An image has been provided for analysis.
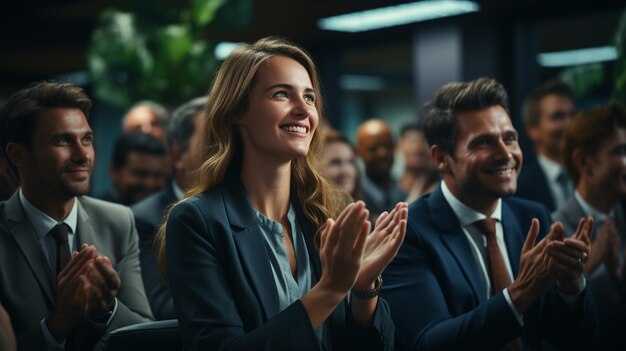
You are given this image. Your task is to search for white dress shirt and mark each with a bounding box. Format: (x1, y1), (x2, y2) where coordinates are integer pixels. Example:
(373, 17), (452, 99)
(537, 155), (572, 212)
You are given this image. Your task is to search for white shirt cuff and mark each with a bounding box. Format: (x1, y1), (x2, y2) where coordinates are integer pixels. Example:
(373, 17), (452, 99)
(503, 288), (524, 326)
(40, 318), (65, 350)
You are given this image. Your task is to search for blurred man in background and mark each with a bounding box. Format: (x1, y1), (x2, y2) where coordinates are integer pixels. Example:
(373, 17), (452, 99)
(356, 119), (406, 219)
(517, 80), (576, 213)
(122, 100), (168, 144)
(132, 96), (205, 320)
(100, 131), (167, 206)
(555, 101), (626, 349)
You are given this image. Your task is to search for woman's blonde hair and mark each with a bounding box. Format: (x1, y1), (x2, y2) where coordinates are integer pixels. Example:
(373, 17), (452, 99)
(157, 36), (346, 273)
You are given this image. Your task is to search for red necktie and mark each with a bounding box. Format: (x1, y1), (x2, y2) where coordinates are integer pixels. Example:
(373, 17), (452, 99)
(475, 218), (511, 294)
(474, 218), (522, 351)
(49, 223), (71, 276)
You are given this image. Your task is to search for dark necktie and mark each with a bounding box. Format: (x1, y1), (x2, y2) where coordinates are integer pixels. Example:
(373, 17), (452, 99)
(556, 171), (572, 202)
(49, 223), (71, 276)
(474, 218), (522, 351)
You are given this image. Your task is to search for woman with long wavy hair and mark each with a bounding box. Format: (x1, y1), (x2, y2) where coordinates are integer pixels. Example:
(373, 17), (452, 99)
(157, 36), (407, 351)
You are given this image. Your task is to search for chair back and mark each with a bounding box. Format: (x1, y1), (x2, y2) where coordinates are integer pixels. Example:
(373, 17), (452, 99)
(93, 319), (181, 351)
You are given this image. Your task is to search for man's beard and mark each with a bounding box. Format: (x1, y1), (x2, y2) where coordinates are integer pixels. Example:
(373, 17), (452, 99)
(60, 179), (90, 198)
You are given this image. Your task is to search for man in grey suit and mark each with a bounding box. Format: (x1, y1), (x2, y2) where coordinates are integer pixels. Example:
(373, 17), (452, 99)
(132, 96), (205, 320)
(555, 101), (626, 348)
(0, 82), (153, 350)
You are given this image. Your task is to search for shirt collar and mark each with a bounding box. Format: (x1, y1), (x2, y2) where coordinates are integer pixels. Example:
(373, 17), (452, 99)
(252, 201), (297, 235)
(537, 155), (566, 182)
(574, 190), (614, 222)
(441, 180), (502, 226)
(18, 188), (78, 240)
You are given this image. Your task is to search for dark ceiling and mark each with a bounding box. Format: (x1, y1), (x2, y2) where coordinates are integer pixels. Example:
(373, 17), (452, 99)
(1, 0), (624, 96)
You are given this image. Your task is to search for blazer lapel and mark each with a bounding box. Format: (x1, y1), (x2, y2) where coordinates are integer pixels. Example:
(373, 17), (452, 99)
(560, 196), (593, 237)
(222, 173), (281, 319)
(501, 202), (524, 278)
(430, 187), (486, 303)
(4, 192), (55, 306)
(75, 198), (97, 247)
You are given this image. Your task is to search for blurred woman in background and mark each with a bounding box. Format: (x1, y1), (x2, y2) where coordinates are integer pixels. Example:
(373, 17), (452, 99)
(318, 129), (365, 202)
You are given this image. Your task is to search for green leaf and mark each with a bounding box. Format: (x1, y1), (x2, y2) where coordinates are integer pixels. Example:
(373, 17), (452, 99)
(155, 24), (194, 63)
(560, 64), (604, 98)
(192, 0), (227, 26)
(87, 0), (252, 107)
(87, 9), (149, 108)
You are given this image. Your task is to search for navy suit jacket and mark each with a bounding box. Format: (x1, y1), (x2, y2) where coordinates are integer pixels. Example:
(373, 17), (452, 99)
(165, 171), (395, 351)
(381, 185), (597, 351)
(132, 183), (178, 320)
(516, 156), (556, 212)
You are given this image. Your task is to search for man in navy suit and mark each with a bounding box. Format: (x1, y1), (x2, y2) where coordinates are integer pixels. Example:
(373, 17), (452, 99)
(381, 78), (596, 351)
(132, 96), (206, 320)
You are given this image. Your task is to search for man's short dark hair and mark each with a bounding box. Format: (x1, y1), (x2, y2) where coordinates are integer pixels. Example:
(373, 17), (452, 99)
(0, 81), (92, 151)
(522, 79), (574, 127)
(166, 97), (206, 150)
(111, 131), (166, 169)
(400, 123), (422, 138)
(562, 101), (626, 185)
(422, 77), (509, 157)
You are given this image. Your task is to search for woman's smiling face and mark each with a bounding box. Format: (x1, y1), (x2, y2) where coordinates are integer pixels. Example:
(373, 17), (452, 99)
(237, 55), (319, 163)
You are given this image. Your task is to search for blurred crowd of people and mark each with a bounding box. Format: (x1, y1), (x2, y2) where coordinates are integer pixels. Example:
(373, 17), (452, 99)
(0, 36), (624, 351)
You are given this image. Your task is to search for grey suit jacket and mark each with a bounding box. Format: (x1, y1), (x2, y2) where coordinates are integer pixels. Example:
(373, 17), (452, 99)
(0, 192), (154, 351)
(554, 195), (626, 318)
